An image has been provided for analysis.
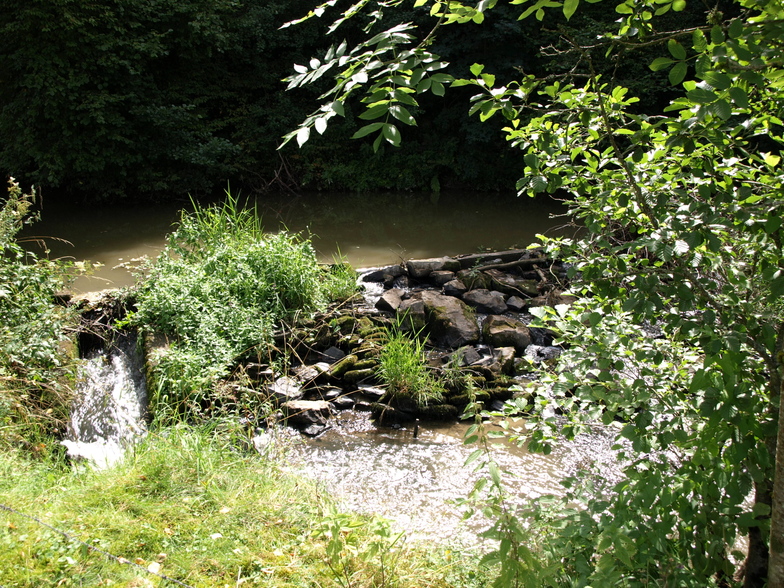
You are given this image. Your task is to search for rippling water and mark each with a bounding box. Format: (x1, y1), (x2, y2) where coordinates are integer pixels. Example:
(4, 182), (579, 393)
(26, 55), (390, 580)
(62, 333), (148, 468)
(277, 411), (620, 546)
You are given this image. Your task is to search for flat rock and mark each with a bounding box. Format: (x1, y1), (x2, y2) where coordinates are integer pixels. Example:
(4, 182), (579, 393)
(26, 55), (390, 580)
(362, 265), (405, 282)
(462, 289), (507, 314)
(267, 376), (304, 403)
(482, 315), (532, 353)
(281, 400), (332, 427)
(406, 257), (459, 279)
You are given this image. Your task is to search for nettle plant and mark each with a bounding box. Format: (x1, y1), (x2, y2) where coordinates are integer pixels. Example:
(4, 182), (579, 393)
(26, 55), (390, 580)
(283, 0), (784, 585)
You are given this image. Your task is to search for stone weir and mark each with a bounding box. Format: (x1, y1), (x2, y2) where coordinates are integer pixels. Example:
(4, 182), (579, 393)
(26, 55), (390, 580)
(246, 248), (576, 436)
(71, 249), (576, 438)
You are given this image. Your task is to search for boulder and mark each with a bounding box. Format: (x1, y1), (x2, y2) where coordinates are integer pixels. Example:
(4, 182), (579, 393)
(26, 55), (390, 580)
(376, 288), (405, 312)
(482, 315), (532, 353)
(493, 346), (517, 375)
(442, 345), (482, 367)
(267, 376), (304, 403)
(320, 346), (346, 363)
(416, 290), (480, 348)
(430, 270), (455, 286)
(406, 257), (460, 279)
(456, 269), (490, 290)
(443, 279), (467, 297)
(397, 298), (427, 332)
(462, 289), (507, 314)
(506, 296), (526, 312)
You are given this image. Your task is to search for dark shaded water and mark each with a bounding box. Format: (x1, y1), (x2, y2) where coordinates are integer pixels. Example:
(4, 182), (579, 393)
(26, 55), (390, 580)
(21, 191), (569, 292)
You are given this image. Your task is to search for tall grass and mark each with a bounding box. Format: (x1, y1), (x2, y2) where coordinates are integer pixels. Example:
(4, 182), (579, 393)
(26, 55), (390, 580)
(378, 328), (444, 409)
(131, 193), (357, 421)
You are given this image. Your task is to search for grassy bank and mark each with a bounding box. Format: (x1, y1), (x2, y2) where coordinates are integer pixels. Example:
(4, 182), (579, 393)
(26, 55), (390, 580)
(0, 425), (482, 588)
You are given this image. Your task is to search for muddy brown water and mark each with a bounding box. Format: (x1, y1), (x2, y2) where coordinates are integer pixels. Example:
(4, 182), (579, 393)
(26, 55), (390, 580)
(21, 191), (569, 292)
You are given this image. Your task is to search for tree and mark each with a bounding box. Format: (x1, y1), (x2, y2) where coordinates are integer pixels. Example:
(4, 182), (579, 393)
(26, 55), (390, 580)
(283, 0), (784, 585)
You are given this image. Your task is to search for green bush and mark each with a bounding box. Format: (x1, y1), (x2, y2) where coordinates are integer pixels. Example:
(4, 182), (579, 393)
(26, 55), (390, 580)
(0, 179), (78, 448)
(131, 194), (357, 420)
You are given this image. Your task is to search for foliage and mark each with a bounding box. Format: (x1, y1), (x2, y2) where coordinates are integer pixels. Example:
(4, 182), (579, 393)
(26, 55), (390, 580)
(0, 425), (476, 587)
(378, 327), (445, 408)
(312, 505), (406, 588)
(0, 0), (695, 199)
(131, 193), (357, 421)
(0, 179), (80, 448)
(286, 0), (784, 585)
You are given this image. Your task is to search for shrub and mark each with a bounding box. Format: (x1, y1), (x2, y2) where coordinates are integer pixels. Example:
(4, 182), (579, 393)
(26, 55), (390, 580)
(0, 179), (78, 448)
(131, 193), (357, 420)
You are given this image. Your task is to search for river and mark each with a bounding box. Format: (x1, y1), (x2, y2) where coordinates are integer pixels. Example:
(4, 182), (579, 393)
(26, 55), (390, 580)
(21, 191), (568, 292)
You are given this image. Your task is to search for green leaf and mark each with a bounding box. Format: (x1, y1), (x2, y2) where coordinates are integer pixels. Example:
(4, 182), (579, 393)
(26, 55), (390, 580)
(470, 63), (485, 76)
(563, 0), (579, 20)
(672, 0), (686, 10)
(488, 461), (502, 485)
(389, 104), (417, 125)
(728, 86), (749, 108)
(358, 103), (390, 120)
(687, 87), (718, 104)
(700, 70), (732, 90)
(382, 123), (401, 145)
(669, 61), (688, 85)
(668, 39), (687, 60)
(728, 19), (743, 39)
(692, 29), (708, 52)
(351, 122), (384, 139)
(711, 98), (731, 120)
(431, 81), (446, 96)
(650, 57), (674, 72)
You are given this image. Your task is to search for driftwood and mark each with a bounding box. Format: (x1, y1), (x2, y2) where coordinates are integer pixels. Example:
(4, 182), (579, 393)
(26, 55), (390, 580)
(472, 256), (549, 272)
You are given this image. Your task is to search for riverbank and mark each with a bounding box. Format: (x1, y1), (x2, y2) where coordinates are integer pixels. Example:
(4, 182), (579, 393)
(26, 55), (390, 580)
(0, 426), (483, 588)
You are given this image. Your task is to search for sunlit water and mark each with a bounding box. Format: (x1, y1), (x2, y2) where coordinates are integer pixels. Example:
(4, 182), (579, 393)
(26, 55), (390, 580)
(62, 333), (148, 468)
(275, 411), (621, 546)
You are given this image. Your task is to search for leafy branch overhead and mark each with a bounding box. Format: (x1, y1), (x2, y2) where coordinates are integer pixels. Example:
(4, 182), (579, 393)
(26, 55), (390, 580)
(284, 0), (784, 585)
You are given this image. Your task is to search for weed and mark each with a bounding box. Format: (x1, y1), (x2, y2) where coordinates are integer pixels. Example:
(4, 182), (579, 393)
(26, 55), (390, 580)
(0, 179), (84, 448)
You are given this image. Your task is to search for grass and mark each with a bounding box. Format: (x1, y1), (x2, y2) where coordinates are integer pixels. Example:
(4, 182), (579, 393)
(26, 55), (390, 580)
(0, 425), (483, 588)
(378, 329), (445, 409)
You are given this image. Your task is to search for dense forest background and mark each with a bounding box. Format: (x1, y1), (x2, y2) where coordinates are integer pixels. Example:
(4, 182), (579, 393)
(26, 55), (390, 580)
(1, 0), (708, 202)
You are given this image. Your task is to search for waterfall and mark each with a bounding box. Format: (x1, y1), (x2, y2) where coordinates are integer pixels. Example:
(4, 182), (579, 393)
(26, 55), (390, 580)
(62, 331), (148, 468)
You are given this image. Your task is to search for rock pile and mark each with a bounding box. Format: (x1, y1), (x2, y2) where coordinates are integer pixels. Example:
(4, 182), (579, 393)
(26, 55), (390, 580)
(253, 248), (576, 435)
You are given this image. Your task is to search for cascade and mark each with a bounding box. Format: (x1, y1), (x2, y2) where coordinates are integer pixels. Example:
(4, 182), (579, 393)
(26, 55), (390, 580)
(62, 331), (148, 468)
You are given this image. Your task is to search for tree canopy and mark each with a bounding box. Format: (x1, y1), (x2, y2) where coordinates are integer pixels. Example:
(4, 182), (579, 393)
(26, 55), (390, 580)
(284, 0), (784, 585)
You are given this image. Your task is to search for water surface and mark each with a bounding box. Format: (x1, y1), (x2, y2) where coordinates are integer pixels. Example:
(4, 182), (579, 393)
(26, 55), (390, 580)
(21, 192), (569, 292)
